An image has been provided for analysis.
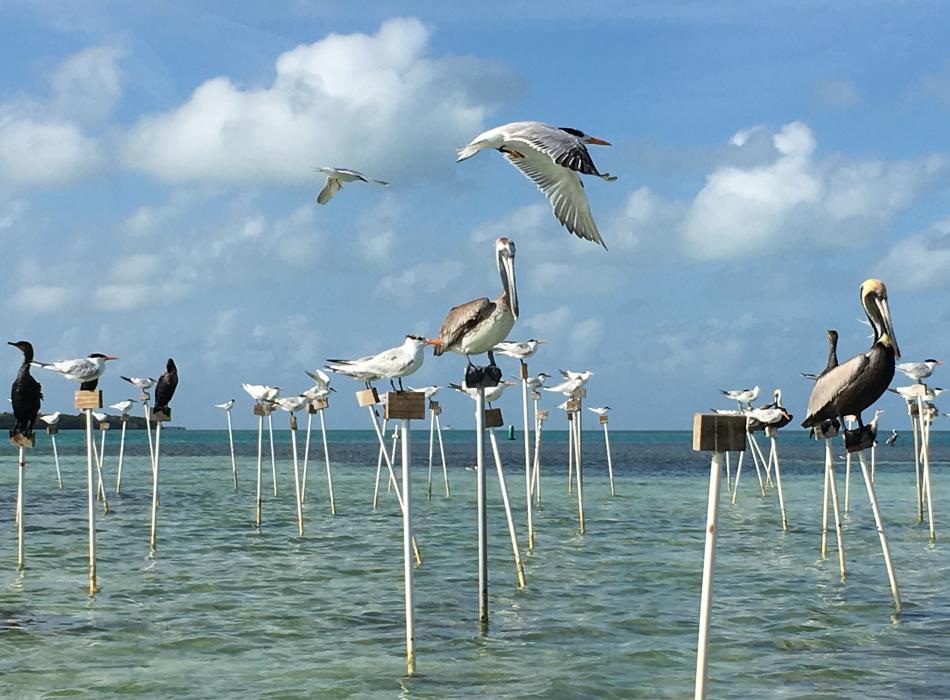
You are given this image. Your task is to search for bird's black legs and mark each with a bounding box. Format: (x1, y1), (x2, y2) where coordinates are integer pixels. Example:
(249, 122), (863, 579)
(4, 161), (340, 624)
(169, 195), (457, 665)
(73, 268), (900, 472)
(398, 377), (405, 392)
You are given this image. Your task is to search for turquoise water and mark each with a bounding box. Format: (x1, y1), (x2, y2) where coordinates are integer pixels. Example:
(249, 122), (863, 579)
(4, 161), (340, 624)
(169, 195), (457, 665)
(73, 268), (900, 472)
(1, 428), (949, 698)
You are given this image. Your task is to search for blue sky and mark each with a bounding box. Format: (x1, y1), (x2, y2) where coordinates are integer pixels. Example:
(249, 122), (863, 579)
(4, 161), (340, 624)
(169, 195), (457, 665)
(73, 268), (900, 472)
(2, 1), (949, 429)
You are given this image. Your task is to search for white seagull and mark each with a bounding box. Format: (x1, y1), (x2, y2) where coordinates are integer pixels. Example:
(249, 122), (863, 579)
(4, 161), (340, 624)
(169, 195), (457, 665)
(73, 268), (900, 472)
(243, 384), (281, 403)
(327, 335), (433, 391)
(449, 380), (515, 404)
(457, 121), (616, 248)
(544, 377), (586, 397)
(305, 368), (333, 391)
(525, 372), (551, 389)
(588, 406), (611, 417)
(109, 399), (136, 414)
(35, 353), (119, 390)
(721, 385), (760, 409)
(890, 385), (945, 402)
(122, 376), (156, 390)
(896, 359), (943, 382)
(39, 412), (61, 426)
(493, 339), (546, 361)
(274, 395), (309, 413)
(559, 369), (593, 384)
(215, 399), (235, 411)
(92, 411), (108, 423)
(315, 167), (388, 205)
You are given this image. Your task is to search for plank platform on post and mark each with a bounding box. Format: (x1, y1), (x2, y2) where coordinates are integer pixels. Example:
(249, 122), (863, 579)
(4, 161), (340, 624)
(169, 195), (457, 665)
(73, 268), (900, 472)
(692, 413), (746, 453)
(308, 397), (329, 413)
(75, 390), (103, 410)
(385, 391), (425, 421)
(10, 433), (35, 448)
(356, 388), (380, 407)
(484, 408), (504, 428)
(599, 415), (608, 425)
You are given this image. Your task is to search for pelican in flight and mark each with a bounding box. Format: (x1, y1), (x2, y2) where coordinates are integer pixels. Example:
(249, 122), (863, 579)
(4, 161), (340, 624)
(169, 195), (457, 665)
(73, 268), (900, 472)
(431, 237), (518, 380)
(896, 359), (943, 382)
(35, 352), (119, 390)
(802, 279), (899, 432)
(457, 121), (616, 248)
(327, 335), (432, 391)
(243, 384), (280, 403)
(493, 339), (545, 361)
(315, 167), (388, 205)
(720, 386), (759, 410)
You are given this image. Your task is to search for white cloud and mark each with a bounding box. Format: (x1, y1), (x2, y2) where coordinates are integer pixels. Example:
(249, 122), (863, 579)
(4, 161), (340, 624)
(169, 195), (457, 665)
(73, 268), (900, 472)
(10, 284), (81, 314)
(569, 318), (604, 357)
(877, 217), (950, 292)
(50, 45), (124, 123)
(123, 18), (514, 184)
(681, 122), (945, 260)
(524, 306), (571, 335)
(376, 260), (465, 303)
(0, 111), (101, 185)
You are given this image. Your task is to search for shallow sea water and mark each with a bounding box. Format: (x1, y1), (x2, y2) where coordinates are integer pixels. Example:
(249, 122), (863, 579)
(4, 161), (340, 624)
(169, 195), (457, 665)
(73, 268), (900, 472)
(1, 427), (948, 698)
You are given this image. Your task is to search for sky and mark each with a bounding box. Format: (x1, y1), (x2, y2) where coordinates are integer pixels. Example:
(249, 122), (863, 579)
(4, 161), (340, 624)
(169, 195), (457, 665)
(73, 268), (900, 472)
(1, 1), (949, 430)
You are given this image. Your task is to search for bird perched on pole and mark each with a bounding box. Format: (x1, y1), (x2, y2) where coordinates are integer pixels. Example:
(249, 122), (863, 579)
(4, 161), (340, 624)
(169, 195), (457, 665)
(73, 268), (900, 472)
(8, 341), (42, 441)
(896, 359), (943, 382)
(153, 359), (178, 415)
(35, 352), (119, 390)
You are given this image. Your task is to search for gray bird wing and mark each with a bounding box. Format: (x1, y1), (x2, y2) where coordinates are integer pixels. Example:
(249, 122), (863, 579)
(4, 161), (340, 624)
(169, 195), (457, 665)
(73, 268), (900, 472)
(438, 297), (495, 351)
(507, 124), (604, 177)
(805, 353), (869, 424)
(317, 176), (341, 204)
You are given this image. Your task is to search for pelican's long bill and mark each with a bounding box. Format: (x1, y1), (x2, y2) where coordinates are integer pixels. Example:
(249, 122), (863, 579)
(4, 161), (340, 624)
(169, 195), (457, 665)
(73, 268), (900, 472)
(875, 295), (900, 359)
(498, 238), (518, 320)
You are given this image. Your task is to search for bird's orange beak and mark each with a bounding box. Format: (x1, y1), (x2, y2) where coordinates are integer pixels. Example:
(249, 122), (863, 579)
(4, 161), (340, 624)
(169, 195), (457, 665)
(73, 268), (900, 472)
(587, 136), (611, 146)
(425, 339), (443, 347)
(105, 355), (119, 361)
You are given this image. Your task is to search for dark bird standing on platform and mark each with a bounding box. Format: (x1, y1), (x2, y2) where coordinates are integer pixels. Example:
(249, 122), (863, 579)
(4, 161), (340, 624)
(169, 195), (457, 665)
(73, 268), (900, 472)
(153, 358), (178, 415)
(8, 341), (42, 440)
(802, 280), (899, 433)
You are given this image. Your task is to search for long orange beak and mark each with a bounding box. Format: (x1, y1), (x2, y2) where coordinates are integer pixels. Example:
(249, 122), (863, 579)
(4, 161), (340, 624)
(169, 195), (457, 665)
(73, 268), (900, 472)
(105, 355), (119, 361)
(586, 136), (611, 146)
(425, 338), (443, 347)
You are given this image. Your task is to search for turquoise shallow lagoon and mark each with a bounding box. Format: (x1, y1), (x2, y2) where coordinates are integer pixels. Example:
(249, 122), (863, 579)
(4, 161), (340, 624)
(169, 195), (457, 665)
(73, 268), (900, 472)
(1, 428), (949, 698)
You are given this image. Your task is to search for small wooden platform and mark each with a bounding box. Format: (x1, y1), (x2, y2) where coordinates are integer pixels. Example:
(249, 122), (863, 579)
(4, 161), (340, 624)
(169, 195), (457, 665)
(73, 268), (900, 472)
(385, 391), (425, 420)
(692, 413), (746, 452)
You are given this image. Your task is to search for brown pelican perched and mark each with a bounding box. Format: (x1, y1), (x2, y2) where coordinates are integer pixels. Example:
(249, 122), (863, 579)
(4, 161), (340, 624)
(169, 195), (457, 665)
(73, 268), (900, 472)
(457, 122), (616, 248)
(8, 341), (42, 440)
(802, 279), (900, 438)
(430, 237), (517, 385)
(34, 352), (118, 390)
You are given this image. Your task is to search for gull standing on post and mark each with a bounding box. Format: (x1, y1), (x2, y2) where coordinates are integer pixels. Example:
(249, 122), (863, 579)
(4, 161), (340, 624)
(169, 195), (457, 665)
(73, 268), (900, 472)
(526, 372), (551, 389)
(122, 376), (156, 391)
(493, 339), (546, 361)
(896, 359), (943, 382)
(720, 386), (759, 410)
(457, 122), (616, 248)
(242, 384), (280, 403)
(35, 353), (119, 390)
(559, 369), (594, 384)
(315, 167), (388, 205)
(326, 336), (431, 391)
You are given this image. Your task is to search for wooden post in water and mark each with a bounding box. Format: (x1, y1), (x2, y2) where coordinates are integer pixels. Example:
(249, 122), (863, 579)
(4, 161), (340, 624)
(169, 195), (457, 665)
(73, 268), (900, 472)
(488, 425), (527, 588)
(572, 389), (586, 535)
(150, 407), (171, 551)
(76, 390), (102, 594)
(520, 363), (535, 550)
(532, 392), (544, 504)
(691, 412), (746, 700)
(432, 401), (449, 497)
(254, 404), (265, 527)
(767, 427), (788, 531)
(10, 434), (34, 570)
(267, 412), (278, 497)
(600, 413), (616, 497)
(48, 425), (63, 490)
(115, 414), (129, 494)
(225, 406), (237, 491)
(915, 396), (936, 542)
(289, 413), (304, 537)
(854, 447), (901, 612)
(315, 398), (335, 515)
(476, 386), (488, 631)
(566, 411), (574, 495)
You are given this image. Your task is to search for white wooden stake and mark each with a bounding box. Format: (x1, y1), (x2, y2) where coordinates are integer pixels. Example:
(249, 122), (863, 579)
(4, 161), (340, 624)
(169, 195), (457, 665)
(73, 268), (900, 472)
(225, 409), (237, 491)
(603, 420), (616, 497)
(856, 450), (901, 612)
(301, 411), (313, 501)
(694, 451), (722, 700)
(575, 398), (586, 535)
(427, 407), (435, 501)
(567, 415), (574, 495)
(769, 431), (788, 531)
(143, 399), (155, 477)
(115, 418), (128, 494)
(387, 425), (399, 493)
(401, 419), (416, 675)
(319, 408), (335, 515)
(85, 408), (97, 594)
(488, 428), (527, 588)
(372, 415), (387, 510)
(911, 408), (923, 522)
(435, 412), (450, 497)
(828, 458), (846, 581)
(91, 432), (110, 514)
(917, 396), (936, 542)
(290, 415), (304, 537)
(255, 414), (263, 527)
(746, 433), (767, 496)
(50, 433), (62, 490)
(725, 452), (731, 494)
(521, 368), (534, 550)
(532, 396), (542, 505)
(150, 421), (162, 551)
(844, 452), (852, 514)
(730, 450), (745, 505)
(17, 446), (25, 570)
(476, 386), (488, 630)
(821, 451), (830, 558)
(267, 413), (277, 496)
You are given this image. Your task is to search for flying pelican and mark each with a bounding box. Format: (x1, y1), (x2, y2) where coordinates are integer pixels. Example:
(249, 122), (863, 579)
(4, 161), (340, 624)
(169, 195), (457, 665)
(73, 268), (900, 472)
(154, 359), (178, 414)
(215, 399), (235, 411)
(884, 429), (899, 446)
(431, 237), (518, 380)
(457, 121), (616, 248)
(327, 335), (432, 391)
(449, 380), (515, 404)
(588, 406), (611, 417)
(109, 399), (136, 414)
(34, 352), (118, 390)
(802, 279), (900, 432)
(243, 384), (280, 403)
(896, 359), (943, 382)
(122, 375), (156, 391)
(315, 167), (388, 205)
(889, 385), (945, 402)
(493, 339), (546, 361)
(802, 330), (839, 381)
(39, 412), (61, 426)
(720, 386), (759, 410)
(8, 341), (42, 439)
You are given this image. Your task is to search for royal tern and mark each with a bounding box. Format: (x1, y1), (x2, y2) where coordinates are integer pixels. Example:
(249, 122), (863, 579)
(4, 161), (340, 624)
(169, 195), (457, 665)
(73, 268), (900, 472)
(544, 377), (586, 396)
(449, 380), (515, 404)
(35, 352), (118, 390)
(493, 339), (545, 361)
(274, 395), (309, 413)
(122, 376), (156, 390)
(525, 372), (551, 389)
(720, 385), (759, 409)
(896, 359), (943, 382)
(315, 167), (388, 205)
(432, 237), (518, 375)
(8, 341), (42, 439)
(109, 399), (136, 414)
(803, 280), (899, 430)
(409, 385), (441, 399)
(39, 412), (60, 426)
(457, 121), (616, 248)
(215, 399), (235, 411)
(587, 406), (610, 417)
(327, 335), (431, 391)
(153, 359), (178, 414)
(889, 385), (945, 402)
(559, 369), (593, 384)
(92, 411), (107, 423)
(305, 368), (333, 391)
(243, 384), (280, 403)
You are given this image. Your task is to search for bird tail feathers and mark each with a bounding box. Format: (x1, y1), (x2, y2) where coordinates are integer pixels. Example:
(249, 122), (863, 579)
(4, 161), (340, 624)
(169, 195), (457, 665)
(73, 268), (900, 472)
(457, 141), (489, 162)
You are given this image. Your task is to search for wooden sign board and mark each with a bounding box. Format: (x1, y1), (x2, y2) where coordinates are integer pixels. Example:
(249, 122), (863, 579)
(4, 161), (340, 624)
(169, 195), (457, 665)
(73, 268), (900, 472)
(46, 425), (59, 435)
(844, 426), (875, 453)
(519, 364), (529, 380)
(599, 415), (608, 425)
(385, 391), (425, 421)
(356, 387), (380, 407)
(484, 408), (504, 428)
(566, 399), (581, 412)
(308, 397), (329, 414)
(9, 432), (35, 449)
(98, 422), (111, 431)
(75, 390), (103, 410)
(289, 415), (298, 431)
(531, 391), (541, 401)
(692, 413), (746, 452)
(151, 408), (172, 423)
(573, 387), (587, 400)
